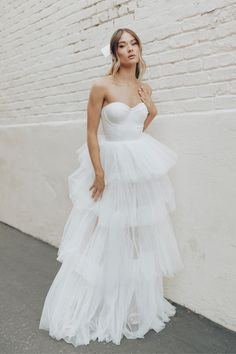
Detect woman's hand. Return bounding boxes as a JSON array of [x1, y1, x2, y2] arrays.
[[89, 172, 105, 201], [138, 84, 157, 116]]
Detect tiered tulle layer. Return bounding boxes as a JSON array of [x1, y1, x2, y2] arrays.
[[39, 132, 184, 346]]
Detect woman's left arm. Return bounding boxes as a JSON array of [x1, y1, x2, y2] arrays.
[[138, 83, 158, 131]]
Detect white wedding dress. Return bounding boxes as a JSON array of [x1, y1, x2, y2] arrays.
[[39, 101, 184, 346]]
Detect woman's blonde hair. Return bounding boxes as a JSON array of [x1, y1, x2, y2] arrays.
[[107, 28, 146, 81]]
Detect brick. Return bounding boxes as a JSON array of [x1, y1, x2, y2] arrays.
[[0, 0, 235, 125]]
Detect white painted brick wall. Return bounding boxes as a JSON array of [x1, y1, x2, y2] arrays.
[[0, 0, 235, 124], [0, 0, 236, 333]]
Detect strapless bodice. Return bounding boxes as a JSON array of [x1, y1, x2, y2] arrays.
[[101, 102, 148, 141]]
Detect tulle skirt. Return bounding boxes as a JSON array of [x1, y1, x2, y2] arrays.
[[39, 132, 184, 346]]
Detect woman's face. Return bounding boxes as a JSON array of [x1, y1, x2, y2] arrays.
[[116, 32, 140, 66]]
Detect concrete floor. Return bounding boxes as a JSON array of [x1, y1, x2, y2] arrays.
[[0, 221, 235, 354]]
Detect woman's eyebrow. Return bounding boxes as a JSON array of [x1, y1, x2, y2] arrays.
[[118, 39, 136, 44]]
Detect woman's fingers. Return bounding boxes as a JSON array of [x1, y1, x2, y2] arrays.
[[89, 174, 105, 201], [93, 189, 103, 201], [92, 186, 98, 198], [90, 184, 104, 201], [138, 86, 148, 102], [94, 190, 102, 201]]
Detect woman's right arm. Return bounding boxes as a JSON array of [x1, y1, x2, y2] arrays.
[[86, 80, 106, 201]]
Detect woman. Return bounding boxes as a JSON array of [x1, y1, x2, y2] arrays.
[[39, 27, 184, 346]]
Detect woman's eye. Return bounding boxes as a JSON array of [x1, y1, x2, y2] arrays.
[[119, 42, 137, 48]]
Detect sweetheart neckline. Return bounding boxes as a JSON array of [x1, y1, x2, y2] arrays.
[[101, 101, 145, 112]]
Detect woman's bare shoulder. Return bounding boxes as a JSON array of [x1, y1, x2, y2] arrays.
[[91, 75, 112, 89], [88, 76, 112, 103]]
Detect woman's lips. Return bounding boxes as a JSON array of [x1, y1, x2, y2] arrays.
[[128, 54, 135, 58]]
